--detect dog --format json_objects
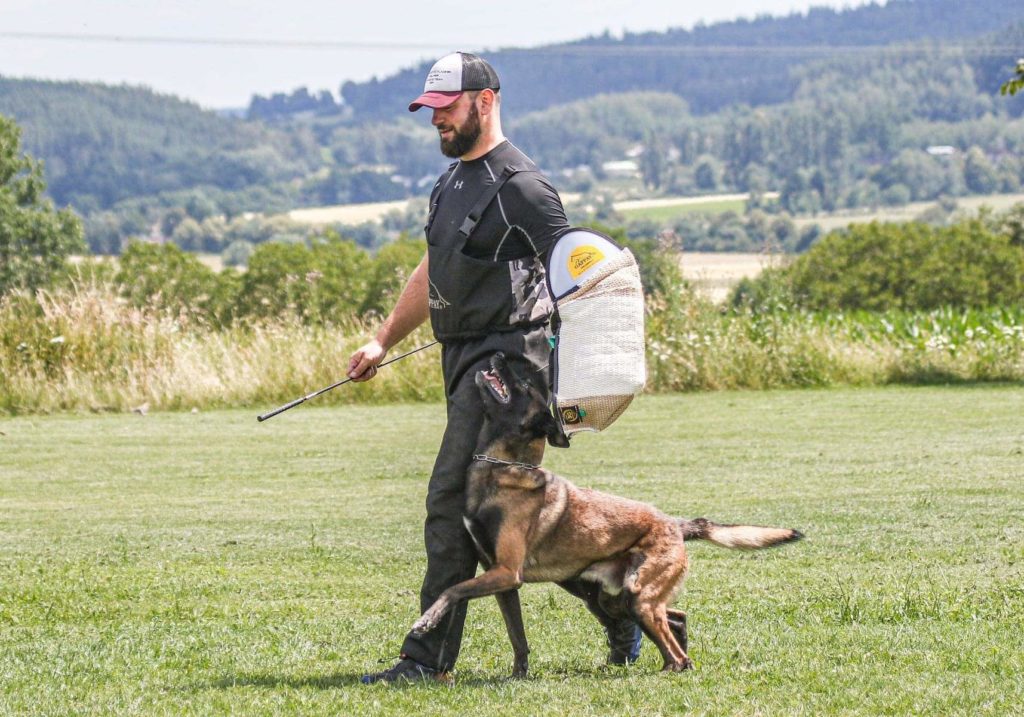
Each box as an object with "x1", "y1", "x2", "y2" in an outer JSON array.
[{"x1": 410, "y1": 352, "x2": 802, "y2": 675}]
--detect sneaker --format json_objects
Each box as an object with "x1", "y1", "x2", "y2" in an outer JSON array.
[
  {"x1": 606, "y1": 619, "x2": 643, "y2": 665},
  {"x1": 360, "y1": 656, "x2": 448, "y2": 684}
]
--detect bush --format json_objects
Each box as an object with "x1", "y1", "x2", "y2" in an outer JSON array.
[
  {"x1": 732, "y1": 217, "x2": 1024, "y2": 311},
  {"x1": 361, "y1": 237, "x2": 425, "y2": 315},
  {"x1": 235, "y1": 232, "x2": 371, "y2": 324},
  {"x1": 115, "y1": 242, "x2": 238, "y2": 325},
  {"x1": 222, "y1": 239, "x2": 255, "y2": 267}
]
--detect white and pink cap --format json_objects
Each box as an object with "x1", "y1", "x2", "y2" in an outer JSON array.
[{"x1": 408, "y1": 52, "x2": 501, "y2": 112}]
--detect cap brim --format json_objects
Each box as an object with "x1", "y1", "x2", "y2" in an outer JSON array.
[{"x1": 408, "y1": 91, "x2": 462, "y2": 112}]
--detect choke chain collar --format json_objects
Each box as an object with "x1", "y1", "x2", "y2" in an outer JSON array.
[{"x1": 472, "y1": 454, "x2": 541, "y2": 470}]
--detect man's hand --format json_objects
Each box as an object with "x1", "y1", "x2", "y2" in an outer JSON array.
[{"x1": 348, "y1": 339, "x2": 387, "y2": 382}]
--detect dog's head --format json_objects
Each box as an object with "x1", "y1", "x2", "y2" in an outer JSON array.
[{"x1": 475, "y1": 352, "x2": 570, "y2": 449}]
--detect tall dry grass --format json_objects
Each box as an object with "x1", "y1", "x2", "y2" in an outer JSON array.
[
  {"x1": 0, "y1": 283, "x2": 442, "y2": 415},
  {"x1": 1, "y1": 281, "x2": 1022, "y2": 415}
]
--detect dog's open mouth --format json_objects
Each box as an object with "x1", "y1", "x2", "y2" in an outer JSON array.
[
  {"x1": 481, "y1": 367, "x2": 510, "y2": 403},
  {"x1": 480, "y1": 354, "x2": 511, "y2": 404}
]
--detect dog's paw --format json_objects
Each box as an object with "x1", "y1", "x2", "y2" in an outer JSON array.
[
  {"x1": 411, "y1": 613, "x2": 440, "y2": 635},
  {"x1": 511, "y1": 657, "x2": 529, "y2": 679},
  {"x1": 661, "y1": 658, "x2": 694, "y2": 673}
]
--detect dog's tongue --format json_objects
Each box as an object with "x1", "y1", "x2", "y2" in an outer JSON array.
[{"x1": 483, "y1": 370, "x2": 507, "y2": 398}]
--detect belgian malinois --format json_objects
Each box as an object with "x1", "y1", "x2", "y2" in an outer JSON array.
[{"x1": 410, "y1": 353, "x2": 802, "y2": 675}]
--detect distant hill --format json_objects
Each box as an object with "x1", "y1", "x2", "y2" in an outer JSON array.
[
  {"x1": 339, "y1": 0, "x2": 1024, "y2": 119},
  {"x1": 1, "y1": 0, "x2": 1023, "y2": 243},
  {"x1": 0, "y1": 78, "x2": 319, "y2": 210}
]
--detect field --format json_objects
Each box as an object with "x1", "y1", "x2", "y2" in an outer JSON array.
[
  {"x1": 793, "y1": 192, "x2": 1024, "y2": 232},
  {"x1": 615, "y1": 194, "x2": 760, "y2": 222},
  {"x1": 2, "y1": 386, "x2": 1022, "y2": 716},
  {"x1": 679, "y1": 252, "x2": 779, "y2": 303},
  {"x1": 287, "y1": 200, "x2": 412, "y2": 226},
  {"x1": 280, "y1": 193, "x2": 762, "y2": 227}
]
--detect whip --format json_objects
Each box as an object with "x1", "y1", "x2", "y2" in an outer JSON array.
[{"x1": 257, "y1": 341, "x2": 438, "y2": 422}]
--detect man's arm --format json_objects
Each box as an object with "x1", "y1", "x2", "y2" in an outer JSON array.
[{"x1": 347, "y1": 252, "x2": 430, "y2": 382}]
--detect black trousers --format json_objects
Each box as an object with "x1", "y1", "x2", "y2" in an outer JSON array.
[{"x1": 399, "y1": 327, "x2": 551, "y2": 670}]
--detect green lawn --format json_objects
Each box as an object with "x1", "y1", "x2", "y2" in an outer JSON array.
[{"x1": 2, "y1": 386, "x2": 1022, "y2": 715}]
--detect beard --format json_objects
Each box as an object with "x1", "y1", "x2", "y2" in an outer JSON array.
[{"x1": 439, "y1": 102, "x2": 481, "y2": 158}]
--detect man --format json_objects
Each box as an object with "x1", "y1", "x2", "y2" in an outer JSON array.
[{"x1": 349, "y1": 52, "x2": 641, "y2": 684}]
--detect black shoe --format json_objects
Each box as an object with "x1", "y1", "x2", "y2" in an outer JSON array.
[
  {"x1": 360, "y1": 656, "x2": 448, "y2": 685},
  {"x1": 606, "y1": 619, "x2": 643, "y2": 665}
]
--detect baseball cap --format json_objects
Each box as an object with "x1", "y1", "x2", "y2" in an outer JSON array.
[{"x1": 408, "y1": 52, "x2": 501, "y2": 112}]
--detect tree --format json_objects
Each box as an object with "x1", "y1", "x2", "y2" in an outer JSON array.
[
  {"x1": 694, "y1": 155, "x2": 721, "y2": 191},
  {"x1": 639, "y1": 131, "x2": 667, "y2": 190},
  {"x1": 0, "y1": 114, "x2": 84, "y2": 295},
  {"x1": 963, "y1": 147, "x2": 999, "y2": 194},
  {"x1": 1000, "y1": 58, "x2": 1024, "y2": 96}
]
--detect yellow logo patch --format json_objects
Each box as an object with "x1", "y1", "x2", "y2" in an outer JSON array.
[
  {"x1": 567, "y1": 245, "x2": 604, "y2": 279},
  {"x1": 560, "y1": 405, "x2": 584, "y2": 424}
]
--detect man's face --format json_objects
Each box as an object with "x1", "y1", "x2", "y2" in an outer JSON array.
[{"x1": 432, "y1": 93, "x2": 482, "y2": 159}]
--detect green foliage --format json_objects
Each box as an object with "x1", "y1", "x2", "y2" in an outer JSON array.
[
  {"x1": 0, "y1": 114, "x2": 84, "y2": 296},
  {"x1": 235, "y1": 232, "x2": 372, "y2": 324},
  {"x1": 513, "y1": 92, "x2": 690, "y2": 170},
  {"x1": 999, "y1": 58, "x2": 1024, "y2": 96},
  {"x1": 733, "y1": 215, "x2": 1024, "y2": 311},
  {"x1": 0, "y1": 78, "x2": 319, "y2": 210},
  {"x1": 665, "y1": 209, "x2": 799, "y2": 253},
  {"x1": 341, "y1": 0, "x2": 1024, "y2": 119},
  {"x1": 115, "y1": 242, "x2": 237, "y2": 324},
  {"x1": 3, "y1": 266, "x2": 1024, "y2": 413},
  {"x1": 221, "y1": 239, "x2": 255, "y2": 267},
  {"x1": 360, "y1": 237, "x2": 425, "y2": 315},
  {"x1": 639, "y1": 131, "x2": 667, "y2": 190}
]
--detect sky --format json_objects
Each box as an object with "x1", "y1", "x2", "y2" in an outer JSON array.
[{"x1": 1, "y1": 0, "x2": 879, "y2": 110}]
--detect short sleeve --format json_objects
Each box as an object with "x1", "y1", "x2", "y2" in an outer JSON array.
[{"x1": 493, "y1": 172, "x2": 570, "y2": 261}]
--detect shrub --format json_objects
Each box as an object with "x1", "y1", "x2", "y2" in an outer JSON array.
[
  {"x1": 115, "y1": 241, "x2": 237, "y2": 324},
  {"x1": 235, "y1": 232, "x2": 371, "y2": 324},
  {"x1": 222, "y1": 239, "x2": 255, "y2": 267},
  {"x1": 361, "y1": 237, "x2": 425, "y2": 315},
  {"x1": 732, "y1": 217, "x2": 1024, "y2": 311}
]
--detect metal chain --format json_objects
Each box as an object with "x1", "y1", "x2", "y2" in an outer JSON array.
[{"x1": 472, "y1": 454, "x2": 541, "y2": 470}]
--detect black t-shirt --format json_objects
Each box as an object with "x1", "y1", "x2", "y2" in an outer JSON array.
[{"x1": 426, "y1": 140, "x2": 568, "y2": 261}]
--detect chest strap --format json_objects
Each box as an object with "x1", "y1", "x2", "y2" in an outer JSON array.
[{"x1": 458, "y1": 164, "x2": 520, "y2": 239}]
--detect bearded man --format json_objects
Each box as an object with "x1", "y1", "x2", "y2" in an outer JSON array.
[{"x1": 349, "y1": 52, "x2": 642, "y2": 683}]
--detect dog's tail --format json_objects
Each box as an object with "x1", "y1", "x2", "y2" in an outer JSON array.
[{"x1": 678, "y1": 517, "x2": 802, "y2": 549}]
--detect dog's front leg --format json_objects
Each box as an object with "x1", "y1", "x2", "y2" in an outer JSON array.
[
  {"x1": 495, "y1": 589, "x2": 529, "y2": 677},
  {"x1": 411, "y1": 565, "x2": 523, "y2": 635}
]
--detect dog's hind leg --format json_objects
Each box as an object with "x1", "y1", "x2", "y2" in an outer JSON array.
[
  {"x1": 624, "y1": 540, "x2": 693, "y2": 671},
  {"x1": 628, "y1": 596, "x2": 693, "y2": 672},
  {"x1": 495, "y1": 589, "x2": 530, "y2": 678},
  {"x1": 666, "y1": 608, "x2": 688, "y2": 654},
  {"x1": 558, "y1": 579, "x2": 627, "y2": 629}
]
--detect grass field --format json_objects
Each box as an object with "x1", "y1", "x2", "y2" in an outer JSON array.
[
  {"x1": 792, "y1": 192, "x2": 1024, "y2": 233},
  {"x1": 616, "y1": 196, "x2": 751, "y2": 222},
  {"x1": 2, "y1": 386, "x2": 1023, "y2": 715}
]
